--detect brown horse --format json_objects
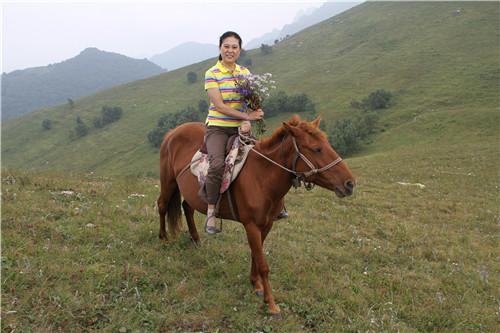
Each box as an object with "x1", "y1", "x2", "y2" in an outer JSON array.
[{"x1": 157, "y1": 115, "x2": 355, "y2": 316}]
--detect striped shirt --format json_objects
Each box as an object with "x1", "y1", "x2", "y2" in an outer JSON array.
[{"x1": 204, "y1": 61, "x2": 251, "y2": 127}]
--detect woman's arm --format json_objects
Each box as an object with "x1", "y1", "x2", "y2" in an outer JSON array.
[{"x1": 207, "y1": 88, "x2": 263, "y2": 121}]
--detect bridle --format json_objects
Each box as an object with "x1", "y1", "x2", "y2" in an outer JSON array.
[{"x1": 240, "y1": 133, "x2": 343, "y2": 190}]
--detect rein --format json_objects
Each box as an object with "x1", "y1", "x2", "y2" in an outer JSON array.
[{"x1": 239, "y1": 132, "x2": 343, "y2": 190}]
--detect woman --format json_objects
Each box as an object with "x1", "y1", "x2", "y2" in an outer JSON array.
[{"x1": 202, "y1": 31, "x2": 264, "y2": 234}]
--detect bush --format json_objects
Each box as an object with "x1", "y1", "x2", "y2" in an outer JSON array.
[
  {"x1": 262, "y1": 91, "x2": 315, "y2": 117},
  {"x1": 147, "y1": 127, "x2": 167, "y2": 148},
  {"x1": 187, "y1": 71, "x2": 197, "y2": 84},
  {"x1": 260, "y1": 44, "x2": 272, "y2": 55},
  {"x1": 102, "y1": 106, "x2": 123, "y2": 124},
  {"x1": 243, "y1": 58, "x2": 253, "y2": 67},
  {"x1": 148, "y1": 105, "x2": 205, "y2": 148},
  {"x1": 198, "y1": 99, "x2": 209, "y2": 114},
  {"x1": 326, "y1": 112, "x2": 379, "y2": 156},
  {"x1": 93, "y1": 106, "x2": 123, "y2": 128},
  {"x1": 351, "y1": 89, "x2": 393, "y2": 111},
  {"x1": 328, "y1": 119, "x2": 361, "y2": 156},
  {"x1": 364, "y1": 89, "x2": 393, "y2": 110},
  {"x1": 71, "y1": 117, "x2": 89, "y2": 139},
  {"x1": 42, "y1": 119, "x2": 52, "y2": 130}
]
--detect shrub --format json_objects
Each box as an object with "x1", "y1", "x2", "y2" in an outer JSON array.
[
  {"x1": 148, "y1": 106, "x2": 205, "y2": 148},
  {"x1": 71, "y1": 117, "x2": 89, "y2": 139},
  {"x1": 187, "y1": 71, "x2": 197, "y2": 84},
  {"x1": 350, "y1": 89, "x2": 393, "y2": 111},
  {"x1": 102, "y1": 106, "x2": 123, "y2": 124},
  {"x1": 147, "y1": 127, "x2": 166, "y2": 148},
  {"x1": 42, "y1": 119, "x2": 52, "y2": 130},
  {"x1": 328, "y1": 119, "x2": 360, "y2": 156},
  {"x1": 260, "y1": 44, "x2": 273, "y2": 55},
  {"x1": 93, "y1": 106, "x2": 123, "y2": 128},
  {"x1": 262, "y1": 91, "x2": 315, "y2": 117},
  {"x1": 364, "y1": 89, "x2": 393, "y2": 110},
  {"x1": 243, "y1": 58, "x2": 253, "y2": 67},
  {"x1": 198, "y1": 99, "x2": 209, "y2": 114},
  {"x1": 326, "y1": 112, "x2": 379, "y2": 156}
]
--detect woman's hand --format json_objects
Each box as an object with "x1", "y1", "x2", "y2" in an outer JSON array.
[
  {"x1": 247, "y1": 108, "x2": 264, "y2": 121},
  {"x1": 240, "y1": 121, "x2": 251, "y2": 134}
]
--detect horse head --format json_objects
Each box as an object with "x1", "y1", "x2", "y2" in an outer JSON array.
[{"x1": 282, "y1": 115, "x2": 355, "y2": 198}]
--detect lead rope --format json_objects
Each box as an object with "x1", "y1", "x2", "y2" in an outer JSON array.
[{"x1": 238, "y1": 132, "x2": 343, "y2": 189}]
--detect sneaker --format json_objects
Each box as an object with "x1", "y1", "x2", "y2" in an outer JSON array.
[
  {"x1": 276, "y1": 209, "x2": 289, "y2": 220},
  {"x1": 204, "y1": 215, "x2": 221, "y2": 234}
]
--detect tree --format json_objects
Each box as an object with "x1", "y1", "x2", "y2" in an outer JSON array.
[
  {"x1": 42, "y1": 119, "x2": 52, "y2": 130},
  {"x1": 72, "y1": 117, "x2": 88, "y2": 139},
  {"x1": 93, "y1": 106, "x2": 123, "y2": 128},
  {"x1": 148, "y1": 127, "x2": 167, "y2": 148},
  {"x1": 351, "y1": 89, "x2": 393, "y2": 111},
  {"x1": 67, "y1": 98, "x2": 74, "y2": 108},
  {"x1": 260, "y1": 44, "x2": 273, "y2": 55},
  {"x1": 101, "y1": 106, "x2": 123, "y2": 124},
  {"x1": 363, "y1": 89, "x2": 393, "y2": 110},
  {"x1": 262, "y1": 91, "x2": 315, "y2": 117},
  {"x1": 187, "y1": 71, "x2": 197, "y2": 84},
  {"x1": 243, "y1": 58, "x2": 253, "y2": 67},
  {"x1": 328, "y1": 119, "x2": 361, "y2": 156}
]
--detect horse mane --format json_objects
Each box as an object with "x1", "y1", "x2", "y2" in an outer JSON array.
[{"x1": 258, "y1": 115, "x2": 327, "y2": 151}]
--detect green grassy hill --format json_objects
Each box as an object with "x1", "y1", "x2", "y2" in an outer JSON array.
[
  {"x1": 2, "y1": 2, "x2": 498, "y2": 175},
  {"x1": 2, "y1": 3, "x2": 499, "y2": 332}
]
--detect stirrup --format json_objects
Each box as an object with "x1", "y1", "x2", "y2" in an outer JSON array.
[{"x1": 204, "y1": 214, "x2": 222, "y2": 234}]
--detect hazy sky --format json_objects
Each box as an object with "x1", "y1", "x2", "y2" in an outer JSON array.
[{"x1": 1, "y1": 0, "x2": 335, "y2": 73}]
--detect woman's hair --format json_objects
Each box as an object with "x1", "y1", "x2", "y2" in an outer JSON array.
[{"x1": 218, "y1": 31, "x2": 242, "y2": 61}]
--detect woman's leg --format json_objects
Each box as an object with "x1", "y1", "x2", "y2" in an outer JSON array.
[{"x1": 205, "y1": 126, "x2": 230, "y2": 231}]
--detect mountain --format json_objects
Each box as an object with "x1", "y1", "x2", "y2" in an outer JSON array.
[
  {"x1": 246, "y1": 2, "x2": 360, "y2": 49},
  {"x1": 149, "y1": 42, "x2": 219, "y2": 70},
  {"x1": 1, "y1": 47, "x2": 165, "y2": 121},
  {"x1": 2, "y1": 2, "x2": 498, "y2": 177}
]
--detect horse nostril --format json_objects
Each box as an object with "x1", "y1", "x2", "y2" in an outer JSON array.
[{"x1": 344, "y1": 180, "x2": 354, "y2": 195}]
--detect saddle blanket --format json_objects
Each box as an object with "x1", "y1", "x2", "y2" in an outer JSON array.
[{"x1": 191, "y1": 137, "x2": 254, "y2": 194}]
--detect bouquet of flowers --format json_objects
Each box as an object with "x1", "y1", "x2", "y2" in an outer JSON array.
[{"x1": 235, "y1": 73, "x2": 276, "y2": 137}]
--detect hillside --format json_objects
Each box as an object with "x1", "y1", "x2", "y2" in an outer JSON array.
[
  {"x1": 246, "y1": 1, "x2": 359, "y2": 49},
  {"x1": 149, "y1": 42, "x2": 219, "y2": 71},
  {"x1": 1, "y1": 48, "x2": 165, "y2": 121},
  {"x1": 2, "y1": 2, "x2": 499, "y2": 176},
  {"x1": 2, "y1": 3, "x2": 499, "y2": 331}
]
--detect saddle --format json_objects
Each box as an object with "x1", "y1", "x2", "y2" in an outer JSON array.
[{"x1": 191, "y1": 135, "x2": 254, "y2": 203}]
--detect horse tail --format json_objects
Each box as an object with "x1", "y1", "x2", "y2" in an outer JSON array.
[{"x1": 166, "y1": 185, "x2": 182, "y2": 237}]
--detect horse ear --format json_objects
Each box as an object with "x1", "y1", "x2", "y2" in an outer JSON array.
[
  {"x1": 282, "y1": 122, "x2": 299, "y2": 137},
  {"x1": 311, "y1": 116, "x2": 321, "y2": 128}
]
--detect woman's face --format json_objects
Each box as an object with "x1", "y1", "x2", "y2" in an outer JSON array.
[{"x1": 219, "y1": 36, "x2": 241, "y2": 65}]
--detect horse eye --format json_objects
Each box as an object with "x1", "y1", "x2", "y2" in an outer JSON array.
[{"x1": 314, "y1": 147, "x2": 322, "y2": 153}]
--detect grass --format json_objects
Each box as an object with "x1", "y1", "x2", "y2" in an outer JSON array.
[
  {"x1": 2, "y1": 126, "x2": 498, "y2": 331},
  {"x1": 1, "y1": 2, "x2": 499, "y2": 332}
]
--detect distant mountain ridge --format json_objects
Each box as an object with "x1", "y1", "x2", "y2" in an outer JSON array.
[
  {"x1": 246, "y1": 2, "x2": 360, "y2": 49},
  {"x1": 1, "y1": 47, "x2": 165, "y2": 121},
  {"x1": 149, "y1": 42, "x2": 219, "y2": 71}
]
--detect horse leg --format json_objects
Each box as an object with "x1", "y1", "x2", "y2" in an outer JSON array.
[
  {"x1": 251, "y1": 255, "x2": 264, "y2": 296},
  {"x1": 251, "y1": 222, "x2": 273, "y2": 296},
  {"x1": 182, "y1": 200, "x2": 200, "y2": 243},
  {"x1": 244, "y1": 223, "x2": 280, "y2": 316}
]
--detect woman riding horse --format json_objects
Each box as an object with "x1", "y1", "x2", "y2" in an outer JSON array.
[{"x1": 157, "y1": 114, "x2": 355, "y2": 316}]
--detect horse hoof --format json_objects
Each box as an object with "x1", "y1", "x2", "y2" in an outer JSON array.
[{"x1": 255, "y1": 290, "x2": 264, "y2": 297}]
